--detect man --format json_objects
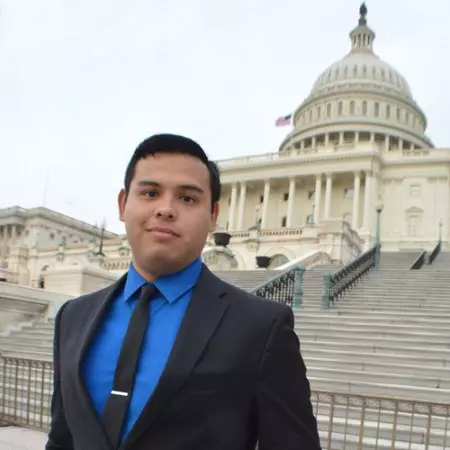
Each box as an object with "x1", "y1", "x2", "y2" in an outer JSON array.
[{"x1": 46, "y1": 133, "x2": 321, "y2": 450}]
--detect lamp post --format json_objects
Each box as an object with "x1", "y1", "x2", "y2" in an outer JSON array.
[
  {"x1": 438, "y1": 219, "x2": 443, "y2": 247},
  {"x1": 375, "y1": 201, "x2": 384, "y2": 269}
]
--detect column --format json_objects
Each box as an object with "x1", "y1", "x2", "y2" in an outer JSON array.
[
  {"x1": 314, "y1": 175, "x2": 322, "y2": 224},
  {"x1": 11, "y1": 225, "x2": 17, "y2": 246},
  {"x1": 286, "y1": 178, "x2": 296, "y2": 227},
  {"x1": 385, "y1": 135, "x2": 390, "y2": 151},
  {"x1": 228, "y1": 183, "x2": 238, "y2": 231},
  {"x1": 363, "y1": 171, "x2": 372, "y2": 229},
  {"x1": 352, "y1": 172, "x2": 361, "y2": 229},
  {"x1": 261, "y1": 180, "x2": 271, "y2": 229},
  {"x1": 324, "y1": 174, "x2": 333, "y2": 219},
  {"x1": 0, "y1": 226, "x2": 5, "y2": 258},
  {"x1": 236, "y1": 182, "x2": 247, "y2": 230}
]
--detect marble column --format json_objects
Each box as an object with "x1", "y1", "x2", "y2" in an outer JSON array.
[
  {"x1": 324, "y1": 174, "x2": 333, "y2": 219},
  {"x1": 237, "y1": 182, "x2": 247, "y2": 230},
  {"x1": 286, "y1": 178, "x2": 296, "y2": 227},
  {"x1": 261, "y1": 180, "x2": 271, "y2": 229},
  {"x1": 352, "y1": 172, "x2": 361, "y2": 229},
  {"x1": 363, "y1": 172, "x2": 372, "y2": 230},
  {"x1": 228, "y1": 183, "x2": 238, "y2": 231},
  {"x1": 314, "y1": 175, "x2": 322, "y2": 224}
]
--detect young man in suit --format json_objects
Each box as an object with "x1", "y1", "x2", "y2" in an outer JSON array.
[{"x1": 46, "y1": 133, "x2": 321, "y2": 450}]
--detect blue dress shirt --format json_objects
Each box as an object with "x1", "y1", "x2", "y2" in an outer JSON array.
[{"x1": 82, "y1": 257, "x2": 202, "y2": 442}]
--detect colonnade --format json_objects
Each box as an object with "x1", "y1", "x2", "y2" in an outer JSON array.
[{"x1": 227, "y1": 171, "x2": 376, "y2": 231}]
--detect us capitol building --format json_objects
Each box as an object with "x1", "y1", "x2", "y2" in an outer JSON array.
[{"x1": 1, "y1": 5, "x2": 449, "y2": 295}]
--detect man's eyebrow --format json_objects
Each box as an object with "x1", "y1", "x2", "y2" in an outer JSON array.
[{"x1": 137, "y1": 179, "x2": 204, "y2": 194}]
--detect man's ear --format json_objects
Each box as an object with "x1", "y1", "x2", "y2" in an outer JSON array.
[
  {"x1": 210, "y1": 202, "x2": 219, "y2": 232},
  {"x1": 118, "y1": 189, "x2": 127, "y2": 222}
]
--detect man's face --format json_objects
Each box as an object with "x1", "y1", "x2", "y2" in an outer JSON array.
[{"x1": 118, "y1": 152, "x2": 218, "y2": 279}]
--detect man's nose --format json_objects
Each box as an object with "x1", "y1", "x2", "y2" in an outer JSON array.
[{"x1": 155, "y1": 198, "x2": 177, "y2": 220}]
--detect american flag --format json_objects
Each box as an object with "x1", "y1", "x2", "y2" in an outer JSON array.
[{"x1": 275, "y1": 113, "x2": 292, "y2": 127}]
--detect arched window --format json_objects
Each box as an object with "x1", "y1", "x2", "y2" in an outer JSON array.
[
  {"x1": 362, "y1": 101, "x2": 368, "y2": 115},
  {"x1": 374, "y1": 102, "x2": 380, "y2": 117},
  {"x1": 350, "y1": 101, "x2": 355, "y2": 114}
]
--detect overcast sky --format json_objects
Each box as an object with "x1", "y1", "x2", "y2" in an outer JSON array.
[{"x1": 0, "y1": 0, "x2": 449, "y2": 233}]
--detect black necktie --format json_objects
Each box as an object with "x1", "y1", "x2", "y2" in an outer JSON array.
[{"x1": 102, "y1": 283, "x2": 156, "y2": 448}]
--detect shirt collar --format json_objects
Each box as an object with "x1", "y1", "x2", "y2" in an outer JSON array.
[{"x1": 123, "y1": 257, "x2": 202, "y2": 304}]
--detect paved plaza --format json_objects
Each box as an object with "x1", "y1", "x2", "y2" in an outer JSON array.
[{"x1": 0, "y1": 427, "x2": 47, "y2": 450}]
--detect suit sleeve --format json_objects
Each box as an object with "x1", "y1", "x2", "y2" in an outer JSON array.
[
  {"x1": 256, "y1": 305, "x2": 321, "y2": 450},
  {"x1": 45, "y1": 301, "x2": 74, "y2": 450}
]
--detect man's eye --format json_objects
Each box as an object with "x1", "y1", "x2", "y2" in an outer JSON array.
[
  {"x1": 143, "y1": 191, "x2": 158, "y2": 198},
  {"x1": 181, "y1": 195, "x2": 196, "y2": 203}
]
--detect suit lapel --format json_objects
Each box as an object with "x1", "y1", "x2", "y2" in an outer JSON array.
[
  {"x1": 73, "y1": 274, "x2": 128, "y2": 449},
  {"x1": 121, "y1": 266, "x2": 230, "y2": 450}
]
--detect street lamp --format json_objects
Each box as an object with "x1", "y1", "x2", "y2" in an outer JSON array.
[
  {"x1": 438, "y1": 219, "x2": 443, "y2": 246},
  {"x1": 375, "y1": 201, "x2": 384, "y2": 269}
]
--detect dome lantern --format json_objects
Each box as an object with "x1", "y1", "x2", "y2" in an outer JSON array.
[{"x1": 349, "y1": 3, "x2": 375, "y2": 53}]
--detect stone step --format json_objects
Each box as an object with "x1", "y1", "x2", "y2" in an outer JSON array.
[
  {"x1": 300, "y1": 340, "x2": 450, "y2": 357},
  {"x1": 295, "y1": 315, "x2": 450, "y2": 326},
  {"x1": 298, "y1": 332, "x2": 450, "y2": 347},
  {"x1": 295, "y1": 320, "x2": 450, "y2": 334},
  {"x1": 296, "y1": 310, "x2": 450, "y2": 320},
  {"x1": 301, "y1": 348, "x2": 450, "y2": 366},
  {"x1": 307, "y1": 367, "x2": 448, "y2": 390},
  {"x1": 332, "y1": 304, "x2": 450, "y2": 313},
  {"x1": 305, "y1": 357, "x2": 450, "y2": 377},
  {"x1": 309, "y1": 377, "x2": 448, "y2": 403},
  {"x1": 0, "y1": 342, "x2": 53, "y2": 352}
]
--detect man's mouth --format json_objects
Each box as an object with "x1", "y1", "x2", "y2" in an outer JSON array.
[{"x1": 149, "y1": 227, "x2": 180, "y2": 237}]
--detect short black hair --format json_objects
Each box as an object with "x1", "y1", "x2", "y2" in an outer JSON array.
[{"x1": 124, "y1": 133, "x2": 221, "y2": 211}]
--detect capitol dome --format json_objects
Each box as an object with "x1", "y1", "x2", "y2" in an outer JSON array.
[{"x1": 280, "y1": 3, "x2": 432, "y2": 153}]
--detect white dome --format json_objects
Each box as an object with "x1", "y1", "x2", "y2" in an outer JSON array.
[
  {"x1": 311, "y1": 52, "x2": 413, "y2": 100},
  {"x1": 280, "y1": 3, "x2": 432, "y2": 153}
]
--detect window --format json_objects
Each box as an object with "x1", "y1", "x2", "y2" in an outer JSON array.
[
  {"x1": 259, "y1": 195, "x2": 264, "y2": 203},
  {"x1": 407, "y1": 215, "x2": 421, "y2": 237},
  {"x1": 344, "y1": 188, "x2": 354, "y2": 199},
  {"x1": 317, "y1": 106, "x2": 322, "y2": 119},
  {"x1": 386, "y1": 105, "x2": 391, "y2": 119},
  {"x1": 409, "y1": 184, "x2": 421, "y2": 197},
  {"x1": 327, "y1": 103, "x2": 332, "y2": 118},
  {"x1": 338, "y1": 101, "x2": 343, "y2": 115},
  {"x1": 362, "y1": 101, "x2": 368, "y2": 115},
  {"x1": 396, "y1": 108, "x2": 401, "y2": 120},
  {"x1": 283, "y1": 192, "x2": 289, "y2": 201},
  {"x1": 350, "y1": 101, "x2": 355, "y2": 114},
  {"x1": 374, "y1": 102, "x2": 380, "y2": 117},
  {"x1": 281, "y1": 216, "x2": 287, "y2": 227},
  {"x1": 306, "y1": 215, "x2": 314, "y2": 225}
]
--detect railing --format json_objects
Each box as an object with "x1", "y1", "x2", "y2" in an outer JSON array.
[
  {"x1": 322, "y1": 245, "x2": 378, "y2": 309},
  {"x1": 251, "y1": 266, "x2": 305, "y2": 309},
  {"x1": 2, "y1": 357, "x2": 449, "y2": 449},
  {"x1": 410, "y1": 250, "x2": 427, "y2": 270},
  {"x1": 429, "y1": 241, "x2": 442, "y2": 265},
  {"x1": 312, "y1": 391, "x2": 450, "y2": 450},
  {"x1": 0, "y1": 356, "x2": 52, "y2": 430}
]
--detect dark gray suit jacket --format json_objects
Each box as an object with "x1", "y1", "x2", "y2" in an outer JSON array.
[{"x1": 46, "y1": 265, "x2": 321, "y2": 450}]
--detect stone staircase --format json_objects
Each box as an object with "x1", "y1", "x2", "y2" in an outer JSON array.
[
  {"x1": 378, "y1": 250, "x2": 423, "y2": 269},
  {"x1": 423, "y1": 250, "x2": 450, "y2": 270},
  {"x1": 296, "y1": 265, "x2": 450, "y2": 403},
  {"x1": 214, "y1": 270, "x2": 279, "y2": 291}
]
